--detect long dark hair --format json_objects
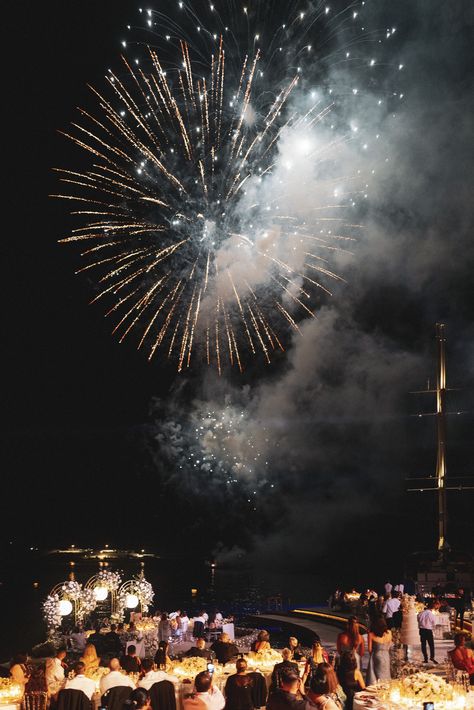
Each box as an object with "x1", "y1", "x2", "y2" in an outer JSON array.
[
  {"x1": 154, "y1": 641, "x2": 169, "y2": 669},
  {"x1": 371, "y1": 616, "x2": 388, "y2": 637},
  {"x1": 347, "y1": 617, "x2": 361, "y2": 647}
]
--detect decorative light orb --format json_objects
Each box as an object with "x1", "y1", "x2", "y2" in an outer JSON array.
[
  {"x1": 126, "y1": 593, "x2": 139, "y2": 609},
  {"x1": 59, "y1": 599, "x2": 73, "y2": 616},
  {"x1": 94, "y1": 586, "x2": 108, "y2": 601}
]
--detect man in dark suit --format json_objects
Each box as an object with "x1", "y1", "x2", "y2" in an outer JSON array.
[
  {"x1": 186, "y1": 638, "x2": 211, "y2": 660},
  {"x1": 210, "y1": 633, "x2": 239, "y2": 665},
  {"x1": 267, "y1": 668, "x2": 306, "y2": 710},
  {"x1": 270, "y1": 649, "x2": 300, "y2": 692}
]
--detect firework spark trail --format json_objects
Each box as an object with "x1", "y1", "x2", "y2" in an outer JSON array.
[{"x1": 54, "y1": 1, "x2": 395, "y2": 371}]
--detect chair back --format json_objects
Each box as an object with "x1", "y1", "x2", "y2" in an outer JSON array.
[
  {"x1": 57, "y1": 688, "x2": 92, "y2": 710},
  {"x1": 23, "y1": 692, "x2": 48, "y2": 710},
  {"x1": 102, "y1": 685, "x2": 133, "y2": 710}
]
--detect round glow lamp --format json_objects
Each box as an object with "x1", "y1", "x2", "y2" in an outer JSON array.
[
  {"x1": 94, "y1": 586, "x2": 108, "y2": 601},
  {"x1": 126, "y1": 593, "x2": 139, "y2": 609},
  {"x1": 59, "y1": 599, "x2": 73, "y2": 616}
]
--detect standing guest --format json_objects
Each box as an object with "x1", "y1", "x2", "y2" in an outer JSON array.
[
  {"x1": 253, "y1": 631, "x2": 271, "y2": 653},
  {"x1": 45, "y1": 649, "x2": 67, "y2": 695},
  {"x1": 80, "y1": 643, "x2": 100, "y2": 673},
  {"x1": 179, "y1": 611, "x2": 190, "y2": 639},
  {"x1": 88, "y1": 625, "x2": 105, "y2": 656},
  {"x1": 266, "y1": 668, "x2": 306, "y2": 710},
  {"x1": 65, "y1": 661, "x2": 96, "y2": 700},
  {"x1": 121, "y1": 645, "x2": 141, "y2": 674},
  {"x1": 138, "y1": 658, "x2": 179, "y2": 689},
  {"x1": 100, "y1": 658, "x2": 136, "y2": 694},
  {"x1": 224, "y1": 658, "x2": 254, "y2": 710},
  {"x1": 384, "y1": 581, "x2": 393, "y2": 597},
  {"x1": 184, "y1": 671, "x2": 225, "y2": 710},
  {"x1": 417, "y1": 602, "x2": 438, "y2": 664},
  {"x1": 366, "y1": 617, "x2": 392, "y2": 685},
  {"x1": 306, "y1": 667, "x2": 340, "y2": 710},
  {"x1": 337, "y1": 618, "x2": 365, "y2": 667},
  {"x1": 104, "y1": 624, "x2": 123, "y2": 657},
  {"x1": 288, "y1": 638, "x2": 304, "y2": 662},
  {"x1": 453, "y1": 589, "x2": 468, "y2": 630},
  {"x1": 337, "y1": 652, "x2": 365, "y2": 710},
  {"x1": 270, "y1": 649, "x2": 299, "y2": 692},
  {"x1": 394, "y1": 583, "x2": 404, "y2": 594},
  {"x1": 70, "y1": 626, "x2": 87, "y2": 654},
  {"x1": 158, "y1": 614, "x2": 171, "y2": 643},
  {"x1": 448, "y1": 634, "x2": 474, "y2": 684},
  {"x1": 10, "y1": 653, "x2": 30, "y2": 696},
  {"x1": 382, "y1": 593, "x2": 401, "y2": 630},
  {"x1": 186, "y1": 639, "x2": 211, "y2": 660},
  {"x1": 215, "y1": 611, "x2": 224, "y2": 628},
  {"x1": 193, "y1": 612, "x2": 207, "y2": 640},
  {"x1": 210, "y1": 633, "x2": 239, "y2": 664},
  {"x1": 154, "y1": 640, "x2": 173, "y2": 671},
  {"x1": 302, "y1": 640, "x2": 329, "y2": 687}
]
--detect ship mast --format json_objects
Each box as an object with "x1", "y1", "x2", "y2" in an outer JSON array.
[{"x1": 435, "y1": 323, "x2": 448, "y2": 553}]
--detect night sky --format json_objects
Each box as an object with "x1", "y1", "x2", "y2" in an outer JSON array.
[{"x1": 3, "y1": 0, "x2": 473, "y2": 583}]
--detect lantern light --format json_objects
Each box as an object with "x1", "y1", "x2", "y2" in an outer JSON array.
[
  {"x1": 94, "y1": 586, "x2": 108, "y2": 601},
  {"x1": 126, "y1": 593, "x2": 139, "y2": 609},
  {"x1": 59, "y1": 599, "x2": 73, "y2": 616}
]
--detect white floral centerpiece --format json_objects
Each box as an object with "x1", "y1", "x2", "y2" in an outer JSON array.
[
  {"x1": 86, "y1": 666, "x2": 110, "y2": 692},
  {"x1": 61, "y1": 580, "x2": 83, "y2": 600},
  {"x1": 96, "y1": 570, "x2": 122, "y2": 591},
  {"x1": 246, "y1": 649, "x2": 283, "y2": 671},
  {"x1": 0, "y1": 679, "x2": 23, "y2": 704},
  {"x1": 172, "y1": 656, "x2": 209, "y2": 680},
  {"x1": 399, "y1": 673, "x2": 454, "y2": 702},
  {"x1": 77, "y1": 588, "x2": 97, "y2": 621},
  {"x1": 43, "y1": 594, "x2": 62, "y2": 632}
]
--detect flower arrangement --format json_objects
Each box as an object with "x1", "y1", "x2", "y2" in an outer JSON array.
[
  {"x1": 96, "y1": 569, "x2": 122, "y2": 591},
  {"x1": 172, "y1": 657, "x2": 209, "y2": 679},
  {"x1": 43, "y1": 594, "x2": 62, "y2": 631},
  {"x1": 116, "y1": 576, "x2": 155, "y2": 618},
  {"x1": 77, "y1": 588, "x2": 97, "y2": 621},
  {"x1": 61, "y1": 580, "x2": 82, "y2": 600},
  {"x1": 246, "y1": 649, "x2": 283, "y2": 670},
  {"x1": 399, "y1": 673, "x2": 454, "y2": 702},
  {"x1": 0, "y1": 679, "x2": 23, "y2": 704}
]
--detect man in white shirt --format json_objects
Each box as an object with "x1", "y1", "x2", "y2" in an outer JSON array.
[
  {"x1": 138, "y1": 659, "x2": 179, "y2": 690},
  {"x1": 45, "y1": 649, "x2": 67, "y2": 694},
  {"x1": 99, "y1": 658, "x2": 136, "y2": 695},
  {"x1": 65, "y1": 662, "x2": 96, "y2": 700},
  {"x1": 382, "y1": 592, "x2": 401, "y2": 629},
  {"x1": 184, "y1": 672, "x2": 225, "y2": 710},
  {"x1": 418, "y1": 603, "x2": 438, "y2": 664},
  {"x1": 179, "y1": 612, "x2": 190, "y2": 639}
]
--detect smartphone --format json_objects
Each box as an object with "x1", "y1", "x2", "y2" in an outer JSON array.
[
  {"x1": 207, "y1": 663, "x2": 215, "y2": 675},
  {"x1": 423, "y1": 703, "x2": 434, "y2": 710}
]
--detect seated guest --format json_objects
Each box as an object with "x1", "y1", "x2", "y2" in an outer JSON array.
[
  {"x1": 184, "y1": 671, "x2": 225, "y2": 710},
  {"x1": 317, "y1": 663, "x2": 346, "y2": 710},
  {"x1": 125, "y1": 688, "x2": 152, "y2": 710},
  {"x1": 306, "y1": 666, "x2": 340, "y2": 710},
  {"x1": 224, "y1": 659, "x2": 254, "y2": 710},
  {"x1": 186, "y1": 638, "x2": 211, "y2": 660},
  {"x1": 138, "y1": 658, "x2": 178, "y2": 690},
  {"x1": 210, "y1": 633, "x2": 239, "y2": 665},
  {"x1": 266, "y1": 668, "x2": 306, "y2": 710},
  {"x1": 45, "y1": 648, "x2": 67, "y2": 694},
  {"x1": 302, "y1": 640, "x2": 329, "y2": 687},
  {"x1": 121, "y1": 645, "x2": 141, "y2": 674},
  {"x1": 65, "y1": 661, "x2": 96, "y2": 700},
  {"x1": 80, "y1": 643, "x2": 100, "y2": 673},
  {"x1": 154, "y1": 640, "x2": 173, "y2": 671},
  {"x1": 100, "y1": 658, "x2": 136, "y2": 694},
  {"x1": 337, "y1": 652, "x2": 365, "y2": 710},
  {"x1": 252, "y1": 631, "x2": 271, "y2": 653},
  {"x1": 449, "y1": 634, "x2": 474, "y2": 684},
  {"x1": 10, "y1": 653, "x2": 30, "y2": 696},
  {"x1": 288, "y1": 638, "x2": 304, "y2": 662},
  {"x1": 270, "y1": 649, "x2": 299, "y2": 692},
  {"x1": 70, "y1": 626, "x2": 87, "y2": 654},
  {"x1": 104, "y1": 625, "x2": 123, "y2": 657}
]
